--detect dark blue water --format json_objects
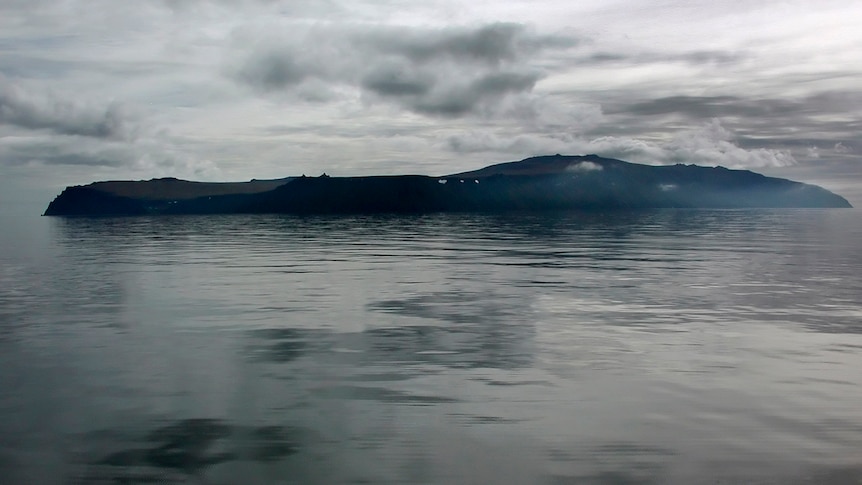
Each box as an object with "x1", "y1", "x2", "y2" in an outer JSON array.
[{"x1": 1, "y1": 210, "x2": 861, "y2": 484}]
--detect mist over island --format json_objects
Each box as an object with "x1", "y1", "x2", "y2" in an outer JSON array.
[{"x1": 44, "y1": 155, "x2": 851, "y2": 216}]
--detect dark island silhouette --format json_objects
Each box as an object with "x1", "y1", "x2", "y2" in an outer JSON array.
[{"x1": 44, "y1": 155, "x2": 852, "y2": 216}]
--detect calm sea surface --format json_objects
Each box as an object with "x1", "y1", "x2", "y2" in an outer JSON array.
[{"x1": 1, "y1": 210, "x2": 861, "y2": 484}]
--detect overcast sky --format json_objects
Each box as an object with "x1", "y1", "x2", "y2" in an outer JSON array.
[{"x1": 2, "y1": 0, "x2": 861, "y2": 208}]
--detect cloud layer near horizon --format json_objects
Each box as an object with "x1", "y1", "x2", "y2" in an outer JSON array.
[{"x1": 0, "y1": 0, "x2": 860, "y2": 201}]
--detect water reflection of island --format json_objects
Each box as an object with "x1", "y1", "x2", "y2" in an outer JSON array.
[
  {"x1": 247, "y1": 289, "x2": 536, "y2": 372},
  {"x1": 77, "y1": 419, "x2": 300, "y2": 483}
]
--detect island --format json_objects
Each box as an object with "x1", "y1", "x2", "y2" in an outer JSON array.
[{"x1": 43, "y1": 155, "x2": 852, "y2": 216}]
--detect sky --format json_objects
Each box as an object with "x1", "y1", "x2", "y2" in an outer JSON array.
[{"x1": 2, "y1": 0, "x2": 861, "y2": 210}]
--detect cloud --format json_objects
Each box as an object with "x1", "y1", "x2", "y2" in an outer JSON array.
[
  {"x1": 0, "y1": 133, "x2": 221, "y2": 179},
  {"x1": 407, "y1": 70, "x2": 542, "y2": 117},
  {"x1": 446, "y1": 131, "x2": 576, "y2": 155},
  {"x1": 566, "y1": 161, "x2": 603, "y2": 172},
  {"x1": 229, "y1": 22, "x2": 577, "y2": 118},
  {"x1": 446, "y1": 119, "x2": 796, "y2": 169},
  {"x1": 595, "y1": 119, "x2": 797, "y2": 168},
  {"x1": 0, "y1": 76, "x2": 133, "y2": 139},
  {"x1": 0, "y1": 137, "x2": 131, "y2": 167},
  {"x1": 611, "y1": 95, "x2": 792, "y2": 118},
  {"x1": 581, "y1": 50, "x2": 746, "y2": 68},
  {"x1": 609, "y1": 92, "x2": 861, "y2": 120},
  {"x1": 362, "y1": 23, "x2": 578, "y2": 66},
  {"x1": 676, "y1": 120, "x2": 796, "y2": 167},
  {"x1": 0, "y1": 76, "x2": 221, "y2": 178},
  {"x1": 235, "y1": 51, "x2": 311, "y2": 91},
  {"x1": 360, "y1": 60, "x2": 435, "y2": 97}
]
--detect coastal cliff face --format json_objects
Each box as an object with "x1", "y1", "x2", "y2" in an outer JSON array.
[{"x1": 43, "y1": 155, "x2": 852, "y2": 216}]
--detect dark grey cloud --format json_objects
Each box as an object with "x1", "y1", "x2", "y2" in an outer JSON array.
[
  {"x1": 370, "y1": 23, "x2": 523, "y2": 64},
  {"x1": 0, "y1": 137, "x2": 133, "y2": 167},
  {"x1": 609, "y1": 95, "x2": 786, "y2": 117},
  {"x1": 230, "y1": 22, "x2": 576, "y2": 118},
  {"x1": 410, "y1": 70, "x2": 542, "y2": 116},
  {"x1": 361, "y1": 62, "x2": 435, "y2": 97},
  {"x1": 0, "y1": 131, "x2": 221, "y2": 183},
  {"x1": 610, "y1": 92, "x2": 862, "y2": 119},
  {"x1": 677, "y1": 50, "x2": 745, "y2": 65},
  {"x1": 473, "y1": 70, "x2": 539, "y2": 93},
  {"x1": 363, "y1": 23, "x2": 578, "y2": 66},
  {"x1": 236, "y1": 52, "x2": 310, "y2": 91},
  {"x1": 579, "y1": 49, "x2": 746, "y2": 67},
  {"x1": 0, "y1": 76, "x2": 132, "y2": 139}
]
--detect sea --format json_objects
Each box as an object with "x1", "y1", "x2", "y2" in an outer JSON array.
[{"x1": 0, "y1": 209, "x2": 861, "y2": 484}]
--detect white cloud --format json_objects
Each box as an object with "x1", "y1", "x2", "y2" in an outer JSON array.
[
  {"x1": 583, "y1": 120, "x2": 796, "y2": 169},
  {"x1": 446, "y1": 119, "x2": 797, "y2": 170},
  {"x1": 834, "y1": 142, "x2": 851, "y2": 154},
  {"x1": 566, "y1": 161, "x2": 603, "y2": 172},
  {"x1": 662, "y1": 119, "x2": 796, "y2": 168}
]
